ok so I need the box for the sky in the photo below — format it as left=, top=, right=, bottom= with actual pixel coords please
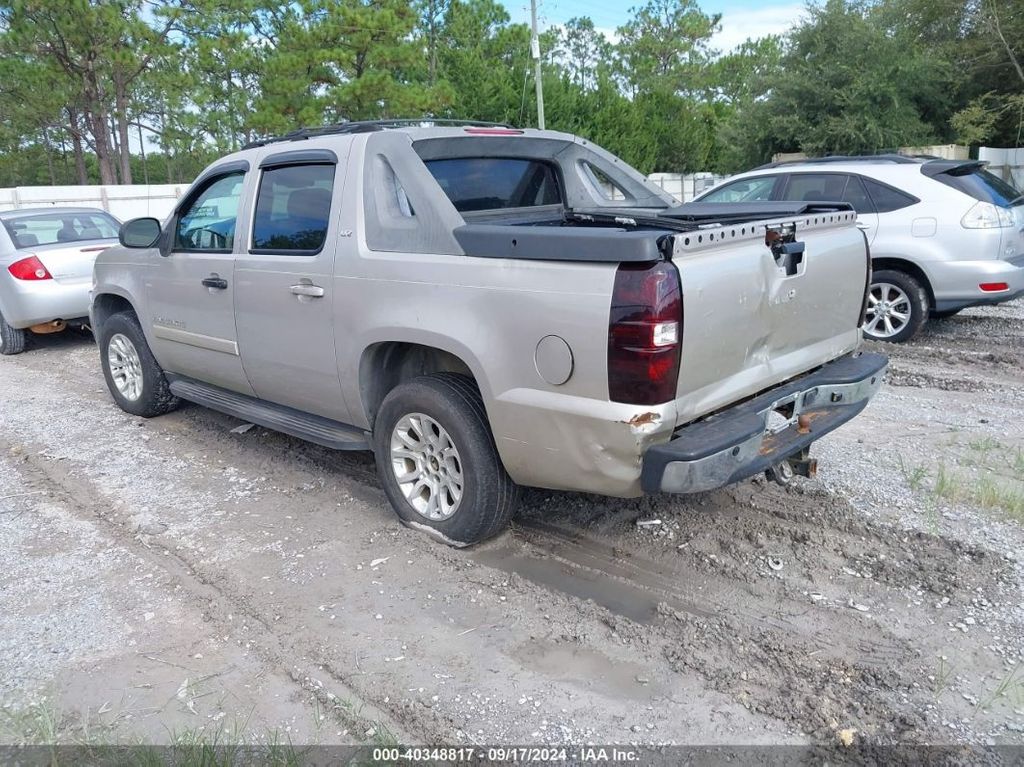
left=507, top=0, right=807, bottom=55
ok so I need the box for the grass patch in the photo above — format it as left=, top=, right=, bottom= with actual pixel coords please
left=977, top=662, right=1024, bottom=714
left=897, top=453, right=929, bottom=491
left=1, top=694, right=395, bottom=765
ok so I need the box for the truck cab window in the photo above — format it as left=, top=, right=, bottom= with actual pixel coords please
left=425, top=158, right=561, bottom=212
left=251, top=163, right=336, bottom=253
left=175, top=172, right=245, bottom=252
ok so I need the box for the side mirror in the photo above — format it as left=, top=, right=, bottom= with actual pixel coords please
left=119, top=217, right=162, bottom=249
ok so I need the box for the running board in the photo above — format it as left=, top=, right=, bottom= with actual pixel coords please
left=167, top=376, right=370, bottom=451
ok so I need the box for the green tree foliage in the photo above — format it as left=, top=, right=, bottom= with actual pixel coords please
left=0, top=0, right=1022, bottom=185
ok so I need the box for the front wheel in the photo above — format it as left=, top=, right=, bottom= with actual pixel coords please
left=99, top=311, right=180, bottom=417
left=373, top=373, right=519, bottom=546
left=862, top=269, right=929, bottom=343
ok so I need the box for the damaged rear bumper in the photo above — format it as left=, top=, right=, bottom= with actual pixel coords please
left=641, top=351, right=888, bottom=494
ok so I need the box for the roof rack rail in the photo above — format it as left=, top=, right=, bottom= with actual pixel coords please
left=243, top=119, right=515, bottom=149
left=754, top=153, right=921, bottom=170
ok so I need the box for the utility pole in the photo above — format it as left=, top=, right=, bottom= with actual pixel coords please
left=530, top=0, right=546, bottom=129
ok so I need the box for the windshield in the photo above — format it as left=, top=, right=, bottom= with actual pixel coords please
left=934, top=168, right=1023, bottom=207
left=3, top=211, right=120, bottom=249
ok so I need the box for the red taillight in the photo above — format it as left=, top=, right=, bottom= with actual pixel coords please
left=8, top=255, right=52, bottom=281
left=980, top=282, right=1009, bottom=292
left=608, top=260, right=682, bottom=405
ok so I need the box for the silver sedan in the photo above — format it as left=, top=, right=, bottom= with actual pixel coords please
left=0, top=207, right=120, bottom=355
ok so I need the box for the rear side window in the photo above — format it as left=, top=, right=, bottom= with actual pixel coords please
left=841, top=175, right=874, bottom=213
left=862, top=178, right=918, bottom=213
left=783, top=173, right=849, bottom=203
left=931, top=168, right=1023, bottom=207
left=425, top=158, right=561, bottom=212
left=251, top=164, right=336, bottom=253
left=3, top=211, right=119, bottom=249
left=700, top=175, right=778, bottom=203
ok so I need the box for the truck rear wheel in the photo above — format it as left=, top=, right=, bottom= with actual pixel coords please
left=862, top=269, right=928, bottom=343
left=99, top=311, right=180, bottom=418
left=373, top=373, right=519, bottom=546
left=0, top=310, right=26, bottom=356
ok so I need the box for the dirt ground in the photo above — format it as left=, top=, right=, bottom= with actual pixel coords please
left=2, top=298, right=1023, bottom=751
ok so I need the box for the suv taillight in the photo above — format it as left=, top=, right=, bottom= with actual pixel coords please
left=608, top=260, right=682, bottom=405
left=8, top=255, right=52, bottom=281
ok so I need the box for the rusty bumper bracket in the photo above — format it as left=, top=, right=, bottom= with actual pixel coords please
left=642, top=351, right=888, bottom=494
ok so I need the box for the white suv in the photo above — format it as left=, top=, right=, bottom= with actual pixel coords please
left=694, top=156, right=1024, bottom=342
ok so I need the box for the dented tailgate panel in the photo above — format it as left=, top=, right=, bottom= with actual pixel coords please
left=671, top=211, right=865, bottom=425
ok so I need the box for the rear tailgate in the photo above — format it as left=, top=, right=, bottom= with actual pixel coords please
left=669, top=209, right=867, bottom=423
left=33, top=239, right=116, bottom=285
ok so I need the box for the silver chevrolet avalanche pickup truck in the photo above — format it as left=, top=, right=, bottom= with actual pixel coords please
left=91, top=120, right=888, bottom=546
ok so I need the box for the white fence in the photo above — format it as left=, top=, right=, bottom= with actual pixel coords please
left=0, top=172, right=725, bottom=221
left=0, top=184, right=185, bottom=221
left=979, top=147, right=1024, bottom=190
left=648, top=172, right=727, bottom=202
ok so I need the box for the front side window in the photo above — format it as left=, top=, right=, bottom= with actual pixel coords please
left=251, top=164, right=336, bottom=253
left=700, top=175, right=777, bottom=203
left=175, top=172, right=245, bottom=252
left=425, top=158, right=561, bottom=213
left=3, top=211, right=120, bottom=249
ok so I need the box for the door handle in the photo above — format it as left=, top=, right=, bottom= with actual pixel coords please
left=290, top=283, right=325, bottom=298
left=202, top=275, right=228, bottom=290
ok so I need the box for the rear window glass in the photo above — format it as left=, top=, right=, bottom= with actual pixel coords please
left=251, top=163, right=336, bottom=253
left=932, top=168, right=1023, bottom=207
left=862, top=178, right=918, bottom=213
left=3, top=211, right=119, bottom=249
left=425, top=158, right=561, bottom=212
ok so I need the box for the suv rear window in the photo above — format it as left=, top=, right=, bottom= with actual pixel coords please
left=932, top=168, right=1023, bottom=207
left=425, top=158, right=561, bottom=212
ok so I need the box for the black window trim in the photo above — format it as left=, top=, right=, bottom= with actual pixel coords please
left=171, top=166, right=248, bottom=255
left=259, top=148, right=338, bottom=169
left=248, top=161, right=337, bottom=257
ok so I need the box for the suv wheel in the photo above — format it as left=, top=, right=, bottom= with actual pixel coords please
left=373, top=373, right=519, bottom=546
left=0, top=310, right=27, bottom=356
left=99, top=311, right=180, bottom=417
left=862, top=269, right=928, bottom=343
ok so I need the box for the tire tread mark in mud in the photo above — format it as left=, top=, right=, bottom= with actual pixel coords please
left=0, top=436, right=417, bottom=744
left=508, top=518, right=914, bottom=668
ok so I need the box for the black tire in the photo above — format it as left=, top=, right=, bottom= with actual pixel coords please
left=98, top=311, right=180, bottom=417
left=862, top=269, right=929, bottom=343
left=931, top=308, right=962, bottom=319
left=373, top=373, right=519, bottom=547
left=0, top=309, right=27, bottom=356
